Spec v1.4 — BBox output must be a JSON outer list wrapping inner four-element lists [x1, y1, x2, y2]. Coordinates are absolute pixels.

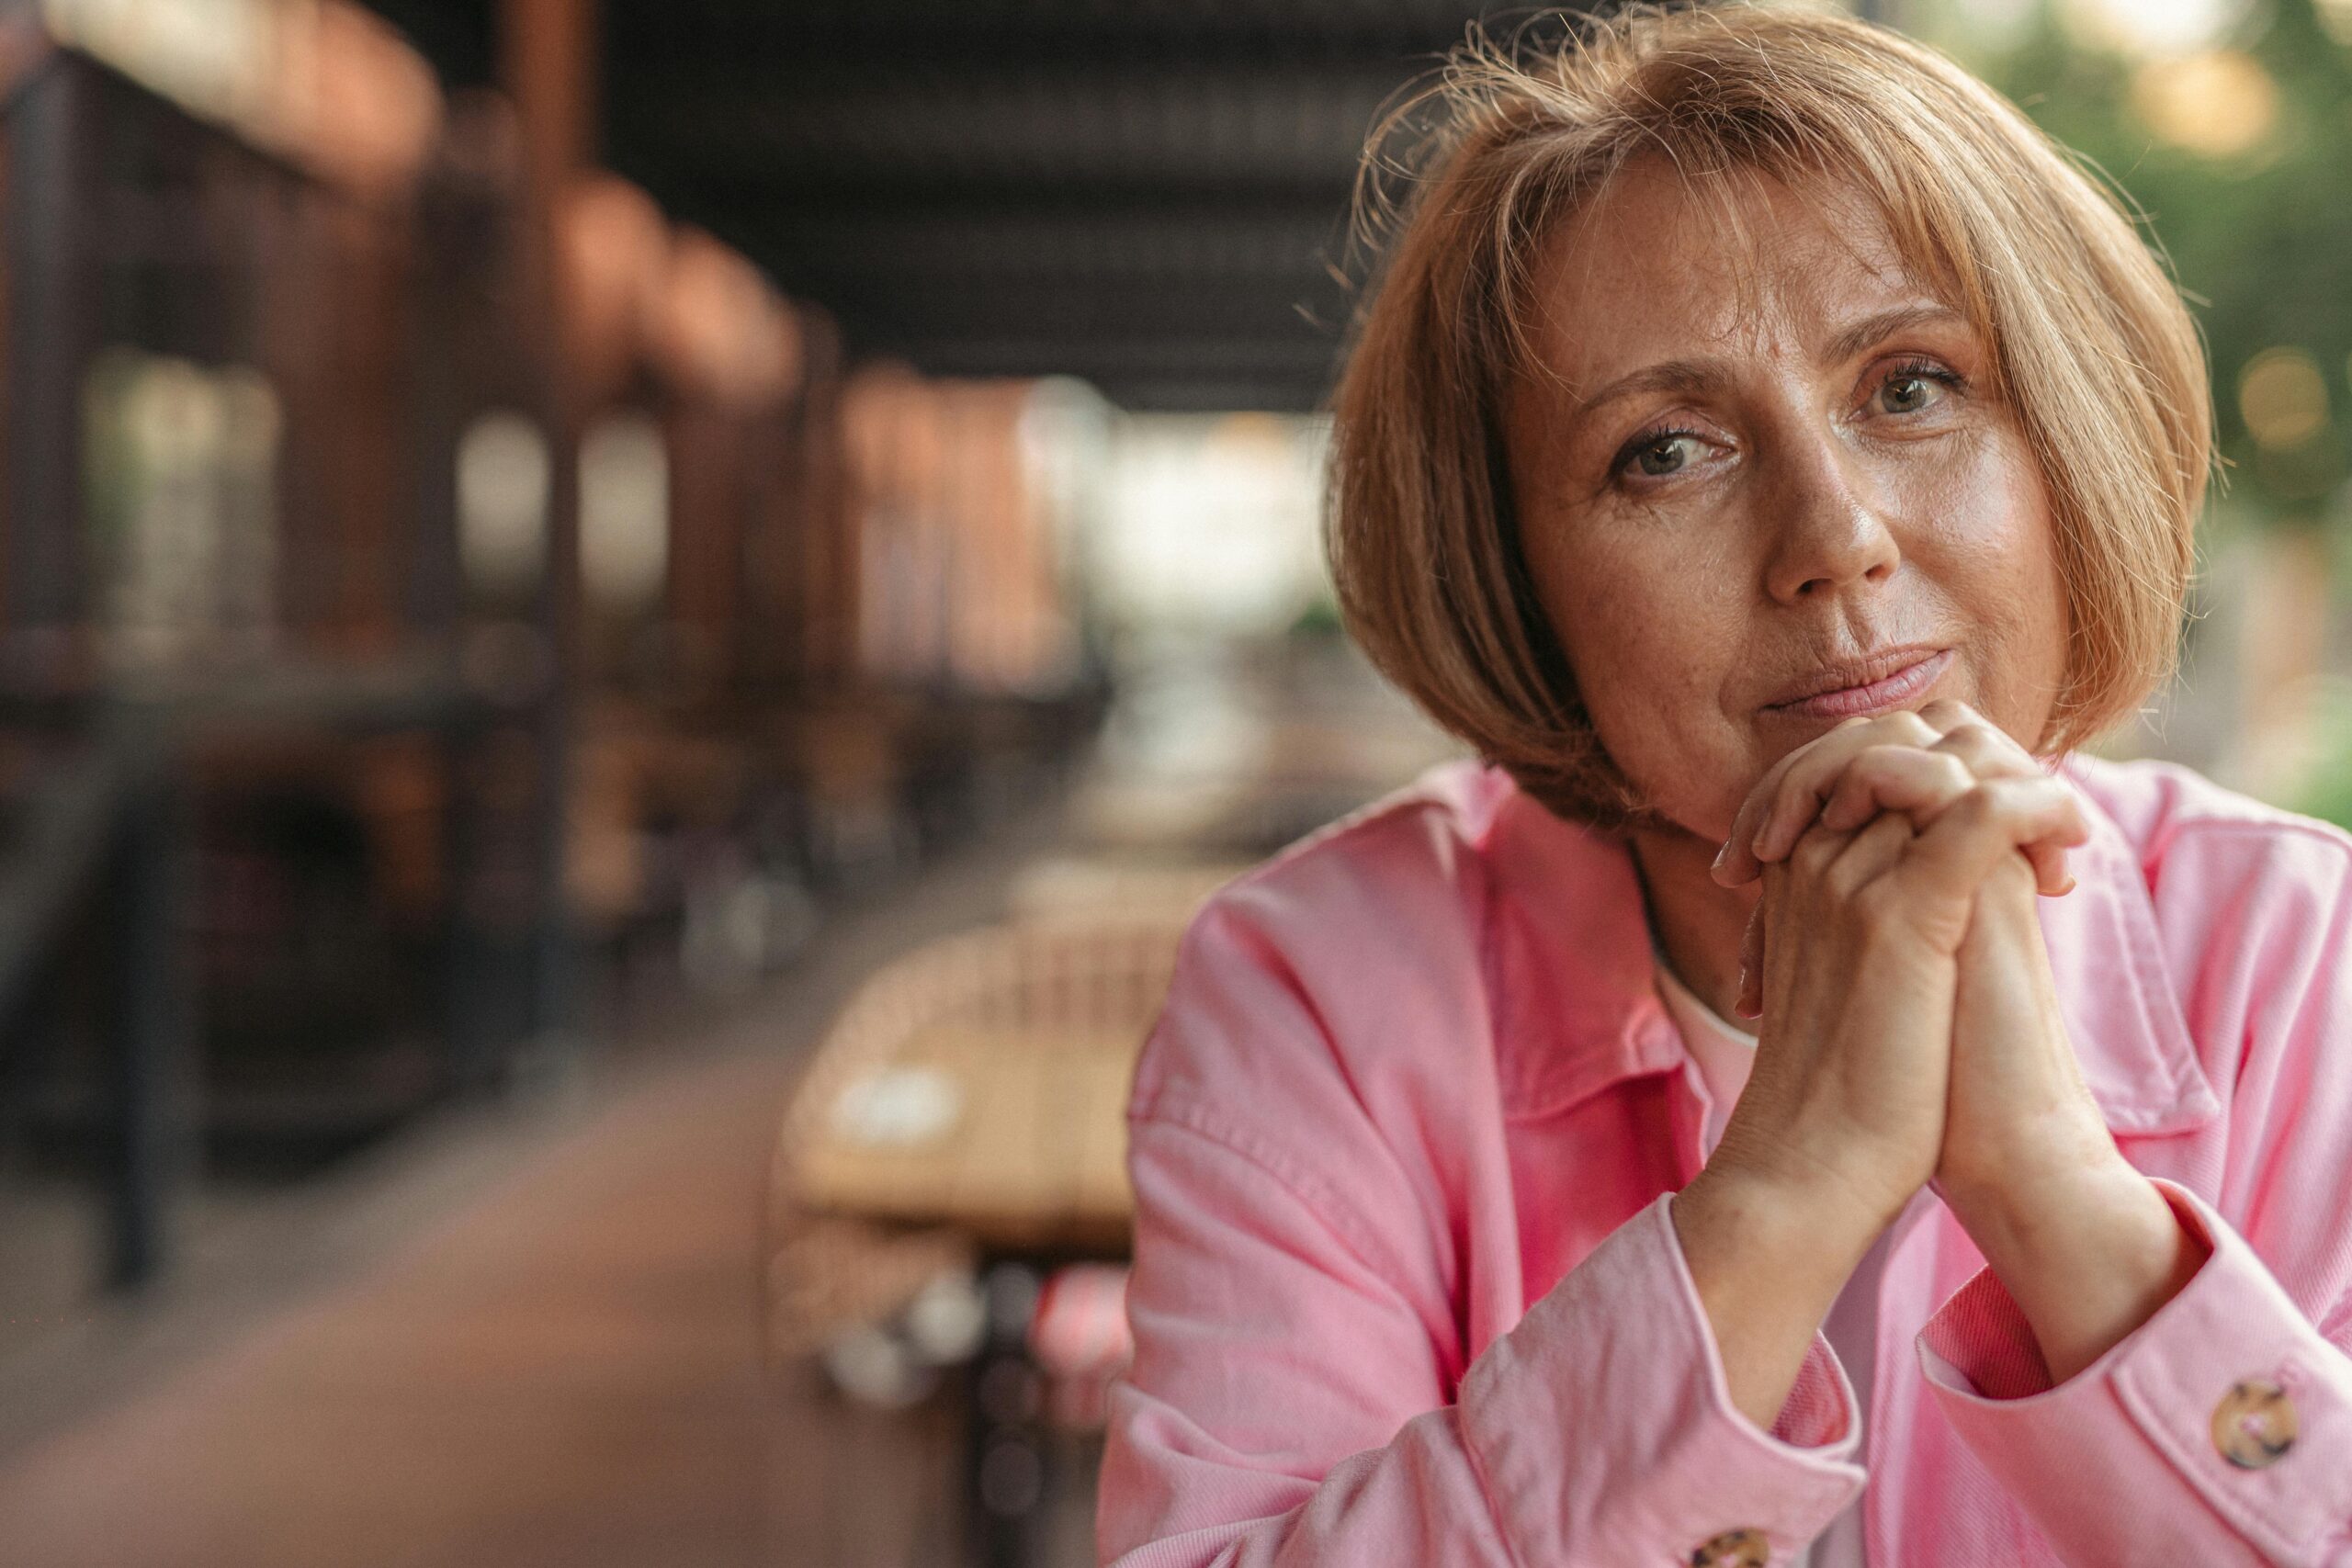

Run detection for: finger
[[2020, 839, 2074, 897], [1825, 800, 1926, 893], [1816, 745, 1977, 834], [1735, 897, 1766, 1020], [1714, 715, 1872, 886], [1892, 775, 2091, 904], [1923, 728, 2083, 894], [1792, 720, 2075, 895], [1739, 709, 1942, 873], [1712, 709, 1928, 884], [1914, 696, 1999, 739], [1737, 812, 1910, 1018], [1924, 720, 2040, 786]]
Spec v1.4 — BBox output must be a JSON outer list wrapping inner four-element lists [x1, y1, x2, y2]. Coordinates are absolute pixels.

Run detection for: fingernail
[[1711, 840, 1730, 874]]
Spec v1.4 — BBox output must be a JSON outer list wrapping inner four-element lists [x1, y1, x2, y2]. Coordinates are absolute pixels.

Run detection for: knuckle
[[1883, 711, 1939, 748], [1919, 696, 1984, 728], [1932, 720, 1991, 754], [1996, 774, 2048, 813], [1925, 750, 1971, 785], [1773, 772, 1827, 825], [1825, 813, 1908, 897], [1791, 822, 1847, 874], [1917, 785, 1995, 843], [1845, 743, 1907, 784], [1936, 721, 2027, 776], [1822, 859, 1869, 901]]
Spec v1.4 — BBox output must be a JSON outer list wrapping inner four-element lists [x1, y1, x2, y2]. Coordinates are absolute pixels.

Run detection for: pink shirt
[[1097, 751, 2352, 1566], [1650, 955, 1898, 1568]]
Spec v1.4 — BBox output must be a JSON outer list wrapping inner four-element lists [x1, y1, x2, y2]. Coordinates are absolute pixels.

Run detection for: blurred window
[[579, 412, 670, 616], [457, 411, 550, 601], [84, 348, 281, 666], [1092, 412, 1331, 636]]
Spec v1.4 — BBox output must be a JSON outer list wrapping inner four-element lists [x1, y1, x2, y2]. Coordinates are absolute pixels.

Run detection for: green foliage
[[1941, 0, 2352, 523], [2286, 682, 2352, 827]]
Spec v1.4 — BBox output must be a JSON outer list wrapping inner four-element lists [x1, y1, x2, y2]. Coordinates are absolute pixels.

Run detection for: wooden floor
[[0, 812, 1102, 1568], [0, 646, 1454, 1568]]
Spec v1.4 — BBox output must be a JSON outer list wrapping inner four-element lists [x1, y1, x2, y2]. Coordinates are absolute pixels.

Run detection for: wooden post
[[501, 0, 593, 1060], [4, 58, 99, 648], [102, 752, 193, 1290]]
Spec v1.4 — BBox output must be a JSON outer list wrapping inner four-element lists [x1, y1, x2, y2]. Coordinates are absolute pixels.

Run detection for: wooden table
[[792, 1021, 1140, 1257], [768, 906, 1204, 1568]]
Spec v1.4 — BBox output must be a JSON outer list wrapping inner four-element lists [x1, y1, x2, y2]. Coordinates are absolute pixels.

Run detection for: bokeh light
[[2130, 49, 2280, 158], [2057, 0, 2256, 57], [2239, 346, 2332, 452]]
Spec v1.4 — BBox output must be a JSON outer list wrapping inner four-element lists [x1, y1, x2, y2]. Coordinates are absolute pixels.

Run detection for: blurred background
[[0, 0, 2341, 1563]]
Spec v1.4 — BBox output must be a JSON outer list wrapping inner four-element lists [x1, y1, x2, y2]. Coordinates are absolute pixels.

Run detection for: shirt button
[[2211, 1378, 2298, 1470], [1690, 1527, 1771, 1567]]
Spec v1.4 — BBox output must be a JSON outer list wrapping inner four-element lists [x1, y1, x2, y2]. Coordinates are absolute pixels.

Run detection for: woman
[[1095, 5, 2352, 1566]]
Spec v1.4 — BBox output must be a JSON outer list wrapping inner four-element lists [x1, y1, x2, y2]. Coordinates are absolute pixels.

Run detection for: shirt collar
[[1477, 758, 2219, 1136]]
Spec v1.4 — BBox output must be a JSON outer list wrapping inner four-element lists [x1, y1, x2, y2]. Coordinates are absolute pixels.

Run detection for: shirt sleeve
[[1915, 822, 2352, 1567], [1096, 895, 1868, 1567], [1917, 1180, 2352, 1565]]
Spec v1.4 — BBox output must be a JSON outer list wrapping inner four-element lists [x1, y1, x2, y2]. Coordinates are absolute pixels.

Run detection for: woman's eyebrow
[[1568, 299, 1972, 423], [1571, 359, 1732, 421], [1819, 299, 1973, 367]]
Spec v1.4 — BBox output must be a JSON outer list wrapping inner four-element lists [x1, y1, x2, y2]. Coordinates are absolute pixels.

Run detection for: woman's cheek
[[1894, 440, 2069, 739], [1572, 602, 1743, 812]]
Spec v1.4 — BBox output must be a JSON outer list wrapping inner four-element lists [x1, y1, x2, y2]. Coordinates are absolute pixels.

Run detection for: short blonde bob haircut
[[1326, 0, 2213, 830]]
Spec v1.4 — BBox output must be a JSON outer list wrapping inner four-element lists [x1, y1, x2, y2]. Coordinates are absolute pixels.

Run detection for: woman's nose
[[1759, 429, 1902, 604]]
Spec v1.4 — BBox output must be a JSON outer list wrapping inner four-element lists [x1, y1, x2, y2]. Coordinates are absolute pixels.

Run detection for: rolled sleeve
[[1459, 1190, 1866, 1564], [1918, 1178, 2352, 1565]]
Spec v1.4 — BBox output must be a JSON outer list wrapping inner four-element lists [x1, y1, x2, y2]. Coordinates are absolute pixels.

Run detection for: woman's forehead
[[1519, 156, 1969, 395]]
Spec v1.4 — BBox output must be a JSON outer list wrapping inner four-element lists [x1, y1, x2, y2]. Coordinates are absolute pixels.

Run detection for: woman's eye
[[1620, 430, 1703, 479], [1873, 361, 1965, 417], [1881, 375, 1934, 414]]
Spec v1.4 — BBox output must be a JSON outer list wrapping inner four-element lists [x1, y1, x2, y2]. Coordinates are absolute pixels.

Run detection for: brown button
[[2211, 1378, 2298, 1470], [1690, 1528, 1771, 1568]]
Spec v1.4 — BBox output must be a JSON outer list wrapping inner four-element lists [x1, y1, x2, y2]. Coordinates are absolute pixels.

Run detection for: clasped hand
[[1694, 698, 2202, 1392], [1708, 698, 2104, 1219]]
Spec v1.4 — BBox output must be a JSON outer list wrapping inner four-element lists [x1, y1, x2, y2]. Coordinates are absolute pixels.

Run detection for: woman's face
[[1504, 155, 2071, 840]]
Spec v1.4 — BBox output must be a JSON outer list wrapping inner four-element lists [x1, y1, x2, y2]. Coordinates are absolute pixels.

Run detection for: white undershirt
[[1653, 952, 1883, 1568]]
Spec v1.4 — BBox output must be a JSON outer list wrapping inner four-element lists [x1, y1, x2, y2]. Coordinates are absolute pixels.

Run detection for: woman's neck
[[1627, 824, 1760, 1028]]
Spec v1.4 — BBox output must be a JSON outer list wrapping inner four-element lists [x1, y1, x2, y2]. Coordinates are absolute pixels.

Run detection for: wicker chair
[[763, 872, 1237, 1375]]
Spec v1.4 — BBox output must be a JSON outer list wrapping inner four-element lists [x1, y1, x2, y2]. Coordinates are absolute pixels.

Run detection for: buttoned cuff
[[1458, 1190, 1866, 1566], [1918, 1177, 2352, 1565]]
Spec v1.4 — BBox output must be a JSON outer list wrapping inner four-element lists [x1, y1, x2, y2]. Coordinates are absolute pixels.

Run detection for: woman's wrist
[[1671, 1163, 1889, 1430], [1941, 1156, 2208, 1385]]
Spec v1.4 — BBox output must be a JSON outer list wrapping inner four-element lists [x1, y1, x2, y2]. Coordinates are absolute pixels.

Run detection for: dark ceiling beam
[[883, 333, 1344, 383], [801, 290, 1353, 345], [354, 0, 1537, 409], [604, 67, 1415, 193], [602, 0, 1501, 63], [702, 209, 1357, 285], [870, 333, 1342, 365], [760, 273, 1355, 330]]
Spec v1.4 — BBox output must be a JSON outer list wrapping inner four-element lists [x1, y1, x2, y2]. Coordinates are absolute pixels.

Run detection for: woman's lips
[[1764, 647, 1954, 719]]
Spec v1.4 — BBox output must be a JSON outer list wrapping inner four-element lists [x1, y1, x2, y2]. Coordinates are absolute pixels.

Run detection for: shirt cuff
[[1458, 1190, 1865, 1566], [1917, 1177, 2352, 1564]]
